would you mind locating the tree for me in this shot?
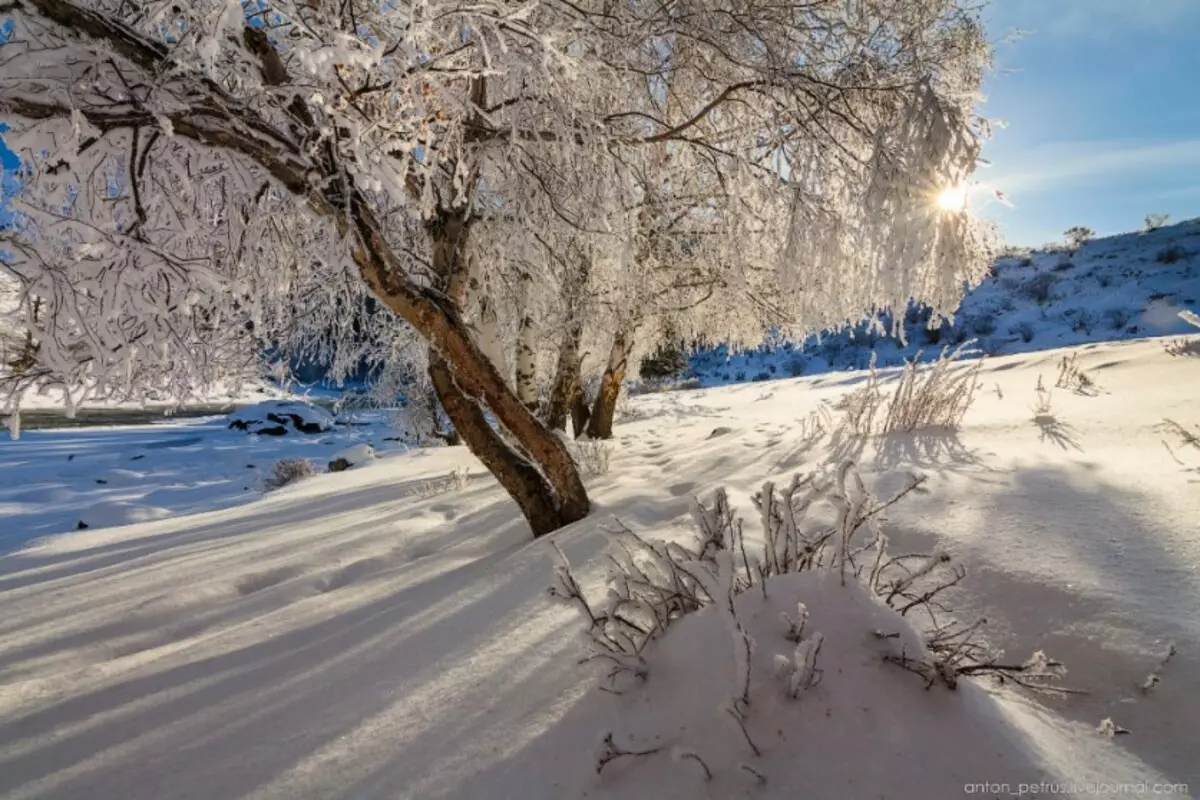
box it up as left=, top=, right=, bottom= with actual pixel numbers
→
left=1145, top=213, right=1170, bottom=232
left=1, top=0, right=994, bottom=535
left=1064, top=226, right=1095, bottom=250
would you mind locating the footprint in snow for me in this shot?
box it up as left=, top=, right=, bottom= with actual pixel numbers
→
left=234, top=566, right=302, bottom=596
left=667, top=481, right=697, bottom=497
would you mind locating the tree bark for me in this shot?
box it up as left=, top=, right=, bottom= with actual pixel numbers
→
left=586, top=331, right=635, bottom=440
left=428, top=354, right=564, bottom=536
left=514, top=272, right=538, bottom=409
left=406, top=204, right=588, bottom=534
left=543, top=322, right=583, bottom=433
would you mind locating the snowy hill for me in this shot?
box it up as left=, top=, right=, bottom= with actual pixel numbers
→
left=687, top=218, right=1200, bottom=385
left=1, top=335, right=1197, bottom=797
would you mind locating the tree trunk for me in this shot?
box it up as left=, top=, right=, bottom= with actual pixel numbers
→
left=586, top=331, right=635, bottom=440
left=571, top=393, right=591, bottom=440
left=514, top=273, right=538, bottom=409
left=428, top=353, right=564, bottom=536
left=543, top=322, right=583, bottom=433
left=350, top=197, right=589, bottom=534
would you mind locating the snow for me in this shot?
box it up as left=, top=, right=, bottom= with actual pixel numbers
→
left=330, top=443, right=376, bottom=467
left=0, top=336, right=1198, bottom=797
left=226, top=400, right=338, bottom=435
left=0, top=410, right=409, bottom=546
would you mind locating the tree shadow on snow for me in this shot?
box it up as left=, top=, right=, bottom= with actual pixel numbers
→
left=0, top=509, right=611, bottom=800
left=896, top=465, right=1200, bottom=786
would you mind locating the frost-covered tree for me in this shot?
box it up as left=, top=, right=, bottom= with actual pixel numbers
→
left=1, top=0, right=993, bottom=535
left=1064, top=225, right=1095, bottom=250
left=1145, top=213, right=1170, bottom=232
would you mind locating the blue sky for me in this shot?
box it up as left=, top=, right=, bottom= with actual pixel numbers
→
left=976, top=0, right=1200, bottom=246
left=2, top=2, right=1198, bottom=247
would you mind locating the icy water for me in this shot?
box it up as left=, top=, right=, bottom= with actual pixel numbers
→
left=8, top=404, right=240, bottom=431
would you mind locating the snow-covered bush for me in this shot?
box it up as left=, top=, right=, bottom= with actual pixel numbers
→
left=418, top=466, right=472, bottom=498
left=571, top=440, right=613, bottom=477
left=551, top=463, right=1071, bottom=787
left=833, top=344, right=981, bottom=436
left=264, top=458, right=315, bottom=491
left=1032, top=376, right=1054, bottom=417
left=1068, top=308, right=1097, bottom=335
left=1156, top=246, right=1186, bottom=265
left=1021, top=272, right=1060, bottom=304
left=1163, top=309, right=1200, bottom=356
left=1145, top=213, right=1171, bottom=232
left=1064, top=226, right=1095, bottom=250
left=551, top=463, right=1064, bottom=696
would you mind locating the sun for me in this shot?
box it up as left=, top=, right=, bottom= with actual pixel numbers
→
left=935, top=185, right=968, bottom=211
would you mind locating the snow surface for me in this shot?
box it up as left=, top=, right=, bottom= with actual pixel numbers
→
left=0, top=336, right=1198, bottom=798
left=0, top=410, right=409, bottom=545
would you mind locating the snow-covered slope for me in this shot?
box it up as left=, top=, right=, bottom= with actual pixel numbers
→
left=688, top=218, right=1200, bottom=385
left=1, top=335, right=1197, bottom=798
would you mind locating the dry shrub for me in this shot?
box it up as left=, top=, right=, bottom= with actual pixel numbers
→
left=834, top=345, right=981, bottom=436
left=550, top=462, right=1070, bottom=699
left=572, top=439, right=613, bottom=476
left=1031, top=375, right=1053, bottom=417
left=418, top=465, right=471, bottom=498
left=1055, top=353, right=1095, bottom=394
left=264, top=458, right=314, bottom=491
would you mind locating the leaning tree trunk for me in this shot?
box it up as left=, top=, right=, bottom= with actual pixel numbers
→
left=352, top=199, right=590, bottom=535
left=428, top=354, right=564, bottom=534
left=11, top=1, right=588, bottom=536
left=586, top=330, right=636, bottom=440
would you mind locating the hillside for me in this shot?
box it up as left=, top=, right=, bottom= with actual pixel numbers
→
left=687, top=218, right=1200, bottom=386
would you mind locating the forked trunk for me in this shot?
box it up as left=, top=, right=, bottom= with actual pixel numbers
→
left=428, top=353, right=564, bottom=535
left=586, top=331, right=635, bottom=440
left=351, top=198, right=589, bottom=534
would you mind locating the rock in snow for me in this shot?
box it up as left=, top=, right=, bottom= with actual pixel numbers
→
left=329, top=443, right=375, bottom=472
left=227, top=400, right=336, bottom=436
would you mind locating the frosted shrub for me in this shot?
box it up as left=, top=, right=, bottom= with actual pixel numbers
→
left=1064, top=226, right=1095, bottom=250
left=571, top=440, right=613, bottom=476
left=1055, top=353, right=1095, bottom=394
left=1164, top=310, right=1200, bottom=357
left=1145, top=213, right=1170, bottom=232
left=550, top=462, right=1067, bottom=698
left=418, top=466, right=471, bottom=498
left=1031, top=376, right=1054, bottom=417
left=1155, top=246, right=1186, bottom=265
left=833, top=345, right=981, bottom=436
left=1021, top=272, right=1060, bottom=304
left=264, top=458, right=314, bottom=491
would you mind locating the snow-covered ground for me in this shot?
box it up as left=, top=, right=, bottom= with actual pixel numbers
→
left=0, top=336, right=1198, bottom=798
left=0, top=402, right=410, bottom=547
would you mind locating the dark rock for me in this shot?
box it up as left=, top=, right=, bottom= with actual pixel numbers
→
left=76, top=520, right=89, bottom=530
left=328, top=458, right=352, bottom=472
